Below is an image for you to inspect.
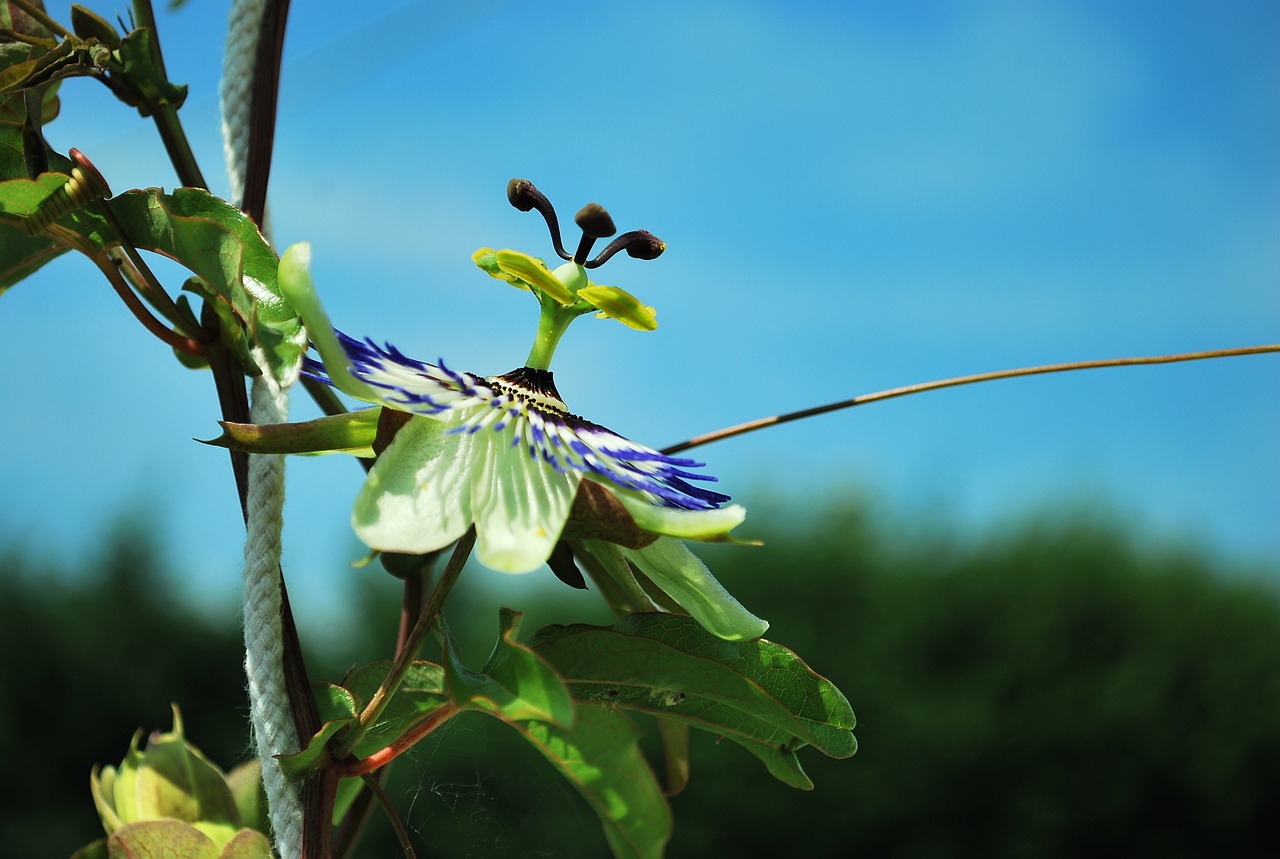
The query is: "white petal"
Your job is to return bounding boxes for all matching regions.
[351,416,474,553]
[471,427,581,574]
[622,537,768,641]
[606,486,747,540]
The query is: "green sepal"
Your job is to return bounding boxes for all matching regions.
[621,537,768,641]
[443,609,575,727]
[577,284,658,331]
[472,247,575,305]
[278,242,379,400]
[205,408,381,457]
[87,707,254,850]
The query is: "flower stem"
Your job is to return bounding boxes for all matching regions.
[525,302,577,370]
[333,529,476,760]
[662,343,1280,454]
[131,0,210,190]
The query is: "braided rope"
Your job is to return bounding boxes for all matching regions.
[222,1,302,854]
[220,0,264,205]
[242,367,301,855]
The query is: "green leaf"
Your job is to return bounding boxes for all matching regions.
[0,164,68,290]
[206,408,380,457]
[277,684,359,781]
[530,613,857,788]
[137,732,240,845]
[108,189,303,382]
[515,705,671,859]
[621,537,768,641]
[443,609,575,727]
[6,180,303,382]
[115,28,187,113]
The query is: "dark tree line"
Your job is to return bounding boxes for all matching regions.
[4,505,1278,857]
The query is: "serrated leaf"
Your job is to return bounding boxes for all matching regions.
[515,705,671,859]
[530,613,856,787]
[443,609,575,727]
[206,408,380,457]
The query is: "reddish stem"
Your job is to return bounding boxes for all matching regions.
[94,254,204,355]
[330,703,461,779]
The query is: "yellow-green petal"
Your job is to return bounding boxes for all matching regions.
[472,247,531,291]
[493,249,576,305]
[577,285,658,331]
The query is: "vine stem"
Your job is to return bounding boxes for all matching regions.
[132,0,210,190]
[88,251,204,354]
[662,344,1280,455]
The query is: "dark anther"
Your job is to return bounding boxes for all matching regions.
[584,229,666,269]
[506,179,663,269]
[507,178,571,261]
[572,202,617,264]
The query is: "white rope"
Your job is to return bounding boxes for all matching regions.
[220,0,264,205]
[242,366,302,856]
[222,1,302,855]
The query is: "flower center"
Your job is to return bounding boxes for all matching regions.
[491,367,571,416]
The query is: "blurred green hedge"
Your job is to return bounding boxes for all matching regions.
[4,504,1277,857]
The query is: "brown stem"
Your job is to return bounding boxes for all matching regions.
[662,344,1280,455]
[240,0,291,225]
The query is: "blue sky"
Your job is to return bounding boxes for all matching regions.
[2,1,1276,622]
